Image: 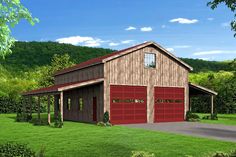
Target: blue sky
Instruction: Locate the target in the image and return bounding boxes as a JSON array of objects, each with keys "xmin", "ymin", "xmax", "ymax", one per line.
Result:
[{"xmin": 13, "ymin": 0, "xmax": 236, "ymax": 61}]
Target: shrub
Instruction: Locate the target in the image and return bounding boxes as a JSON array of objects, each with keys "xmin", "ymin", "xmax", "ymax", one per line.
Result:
[
  {"xmin": 0, "ymin": 142, "xmax": 36, "ymax": 157},
  {"xmin": 37, "ymin": 145, "xmax": 46, "ymax": 157},
  {"xmin": 31, "ymin": 118, "xmax": 49, "ymax": 126},
  {"xmin": 211, "ymin": 150, "xmax": 236, "ymax": 157},
  {"xmin": 202, "ymin": 113, "xmax": 218, "ymax": 120},
  {"xmin": 103, "ymin": 111, "xmax": 110, "ymax": 123},
  {"xmin": 97, "ymin": 121, "xmax": 112, "ymax": 127},
  {"xmin": 0, "ymin": 97, "xmax": 45, "ymax": 114},
  {"xmin": 212, "ymin": 151, "xmax": 229, "ymax": 157},
  {"xmin": 97, "ymin": 121, "xmax": 106, "ymax": 127},
  {"xmin": 131, "ymin": 151, "xmax": 155, "ymax": 157},
  {"xmin": 16, "ymin": 111, "xmax": 32, "ymax": 122},
  {"xmin": 186, "ymin": 111, "xmax": 200, "ymax": 121},
  {"xmin": 54, "ymin": 112, "xmax": 63, "ymax": 128}
]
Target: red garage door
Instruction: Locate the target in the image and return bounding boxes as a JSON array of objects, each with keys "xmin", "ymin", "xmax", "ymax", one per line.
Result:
[
  {"xmin": 154, "ymin": 87, "xmax": 184, "ymax": 122},
  {"xmin": 110, "ymin": 85, "xmax": 147, "ymax": 124}
]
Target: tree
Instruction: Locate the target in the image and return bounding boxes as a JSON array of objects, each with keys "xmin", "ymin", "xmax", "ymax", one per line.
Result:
[
  {"xmin": 207, "ymin": 0, "xmax": 236, "ymax": 37},
  {"xmin": 0, "ymin": 0, "xmax": 38, "ymax": 58},
  {"xmin": 38, "ymin": 54, "xmax": 74, "ymax": 87}
]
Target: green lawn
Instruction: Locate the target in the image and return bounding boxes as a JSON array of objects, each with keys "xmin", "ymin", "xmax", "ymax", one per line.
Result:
[
  {"xmin": 0, "ymin": 114, "xmax": 236, "ymax": 157},
  {"xmin": 197, "ymin": 113, "xmax": 236, "ymax": 126}
]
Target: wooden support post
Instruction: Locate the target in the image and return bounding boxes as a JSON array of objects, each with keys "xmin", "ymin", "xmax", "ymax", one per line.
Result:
[
  {"xmin": 211, "ymin": 95, "xmax": 214, "ymax": 115},
  {"xmin": 189, "ymin": 97, "xmax": 191, "ymax": 112},
  {"xmin": 22, "ymin": 96, "xmax": 26, "ymax": 115},
  {"xmin": 47, "ymin": 95, "xmax": 51, "ymax": 124},
  {"xmin": 29, "ymin": 96, "xmax": 32, "ymax": 117},
  {"xmin": 59, "ymin": 92, "xmax": 64, "ymax": 122},
  {"xmin": 38, "ymin": 96, "xmax": 41, "ymax": 120}
]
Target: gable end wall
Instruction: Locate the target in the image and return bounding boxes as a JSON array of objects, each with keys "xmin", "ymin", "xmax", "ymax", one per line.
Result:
[{"xmin": 104, "ymin": 45, "xmax": 189, "ymax": 123}]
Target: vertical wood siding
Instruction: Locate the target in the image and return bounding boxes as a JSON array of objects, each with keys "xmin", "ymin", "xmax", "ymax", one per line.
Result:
[
  {"xmin": 104, "ymin": 46, "xmax": 189, "ymax": 123},
  {"xmin": 54, "ymin": 64, "xmax": 104, "ymax": 85},
  {"xmin": 62, "ymin": 83, "xmax": 104, "ymax": 123}
]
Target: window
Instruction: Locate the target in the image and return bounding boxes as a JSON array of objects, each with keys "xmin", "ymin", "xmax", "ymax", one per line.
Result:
[
  {"xmin": 67, "ymin": 98, "xmax": 71, "ymax": 110},
  {"xmin": 144, "ymin": 53, "xmax": 156, "ymax": 68},
  {"xmin": 79, "ymin": 98, "xmax": 83, "ymax": 111}
]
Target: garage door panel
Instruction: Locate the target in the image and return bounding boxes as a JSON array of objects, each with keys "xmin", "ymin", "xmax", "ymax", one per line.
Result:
[
  {"xmin": 110, "ymin": 92, "xmax": 123, "ymax": 97},
  {"xmin": 124, "ymin": 109, "xmax": 135, "ymax": 114},
  {"xmin": 154, "ymin": 87, "xmax": 184, "ymax": 123},
  {"xmin": 110, "ymin": 85, "xmax": 147, "ymax": 124}
]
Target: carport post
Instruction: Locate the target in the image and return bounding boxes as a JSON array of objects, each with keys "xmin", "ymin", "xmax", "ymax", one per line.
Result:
[
  {"xmin": 47, "ymin": 95, "xmax": 51, "ymax": 124},
  {"xmin": 37, "ymin": 96, "xmax": 41, "ymax": 120},
  {"xmin": 59, "ymin": 92, "xmax": 64, "ymax": 122},
  {"xmin": 211, "ymin": 95, "xmax": 214, "ymax": 115},
  {"xmin": 29, "ymin": 96, "xmax": 32, "ymax": 117}
]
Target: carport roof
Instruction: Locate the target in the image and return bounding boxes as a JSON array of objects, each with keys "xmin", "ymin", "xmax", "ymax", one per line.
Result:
[
  {"xmin": 189, "ymin": 82, "xmax": 217, "ymax": 96},
  {"xmin": 23, "ymin": 78, "xmax": 104, "ymax": 96}
]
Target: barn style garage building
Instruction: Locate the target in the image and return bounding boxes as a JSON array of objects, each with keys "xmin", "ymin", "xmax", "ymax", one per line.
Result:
[{"xmin": 23, "ymin": 41, "xmax": 217, "ymax": 124}]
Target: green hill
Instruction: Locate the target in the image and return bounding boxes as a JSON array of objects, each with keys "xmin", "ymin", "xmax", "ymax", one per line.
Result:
[
  {"xmin": 181, "ymin": 58, "xmax": 232, "ymax": 73},
  {"xmin": 0, "ymin": 41, "xmax": 114, "ymax": 72},
  {"xmin": 0, "ymin": 41, "xmax": 233, "ymax": 73}
]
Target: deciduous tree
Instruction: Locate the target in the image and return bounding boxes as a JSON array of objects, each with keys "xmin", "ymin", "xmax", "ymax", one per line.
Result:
[
  {"xmin": 208, "ymin": 0, "xmax": 236, "ymax": 36},
  {"xmin": 0, "ymin": 0, "xmax": 38, "ymax": 58}
]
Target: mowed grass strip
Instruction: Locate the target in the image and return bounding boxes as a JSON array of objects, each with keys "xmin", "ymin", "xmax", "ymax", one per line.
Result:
[
  {"xmin": 197, "ymin": 113, "xmax": 236, "ymax": 126},
  {"xmin": 0, "ymin": 114, "xmax": 236, "ymax": 157}
]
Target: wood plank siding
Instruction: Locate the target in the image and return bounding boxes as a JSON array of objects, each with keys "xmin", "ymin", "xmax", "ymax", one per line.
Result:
[
  {"xmin": 54, "ymin": 64, "xmax": 104, "ymax": 85},
  {"xmin": 104, "ymin": 45, "xmax": 189, "ymax": 123},
  {"xmin": 55, "ymin": 83, "xmax": 104, "ymax": 123}
]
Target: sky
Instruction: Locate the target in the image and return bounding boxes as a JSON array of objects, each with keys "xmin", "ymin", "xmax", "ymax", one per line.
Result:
[{"xmin": 12, "ymin": 0, "xmax": 236, "ymax": 61}]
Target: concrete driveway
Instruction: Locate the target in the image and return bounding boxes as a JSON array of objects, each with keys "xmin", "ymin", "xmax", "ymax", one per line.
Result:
[{"xmin": 122, "ymin": 122, "xmax": 236, "ymax": 142}]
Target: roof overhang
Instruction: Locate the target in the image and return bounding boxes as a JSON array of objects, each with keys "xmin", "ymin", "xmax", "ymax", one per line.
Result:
[
  {"xmin": 189, "ymin": 82, "xmax": 217, "ymax": 96},
  {"xmin": 23, "ymin": 78, "xmax": 104, "ymax": 96}
]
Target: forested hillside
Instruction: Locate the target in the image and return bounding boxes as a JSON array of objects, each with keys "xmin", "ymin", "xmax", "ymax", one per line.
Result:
[
  {"xmin": 0, "ymin": 41, "xmax": 113, "ymax": 72},
  {"xmin": 0, "ymin": 41, "xmax": 235, "ymax": 114},
  {"xmin": 0, "ymin": 41, "xmax": 233, "ymax": 73}
]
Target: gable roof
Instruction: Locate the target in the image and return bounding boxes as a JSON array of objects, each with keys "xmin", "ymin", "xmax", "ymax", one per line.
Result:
[{"xmin": 54, "ymin": 41, "xmax": 193, "ymax": 76}]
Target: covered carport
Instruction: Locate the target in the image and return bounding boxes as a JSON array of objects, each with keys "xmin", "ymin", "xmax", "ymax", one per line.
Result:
[{"xmin": 189, "ymin": 82, "xmax": 218, "ymax": 115}]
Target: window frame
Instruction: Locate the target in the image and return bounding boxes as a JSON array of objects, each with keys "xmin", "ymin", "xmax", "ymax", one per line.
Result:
[
  {"xmin": 67, "ymin": 98, "xmax": 71, "ymax": 110},
  {"xmin": 144, "ymin": 53, "xmax": 156, "ymax": 68},
  {"xmin": 79, "ymin": 98, "xmax": 83, "ymax": 111}
]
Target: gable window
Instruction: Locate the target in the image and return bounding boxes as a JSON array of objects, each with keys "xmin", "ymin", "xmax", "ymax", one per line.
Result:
[{"xmin": 144, "ymin": 53, "xmax": 156, "ymax": 68}]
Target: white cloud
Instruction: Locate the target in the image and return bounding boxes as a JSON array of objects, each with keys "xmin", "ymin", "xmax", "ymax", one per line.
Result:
[
  {"xmin": 140, "ymin": 27, "xmax": 153, "ymax": 32},
  {"xmin": 125, "ymin": 26, "xmax": 136, "ymax": 31},
  {"xmin": 193, "ymin": 50, "xmax": 236, "ymax": 56},
  {"xmin": 207, "ymin": 18, "xmax": 214, "ymax": 21},
  {"xmin": 221, "ymin": 22, "xmax": 230, "ymax": 27},
  {"xmin": 108, "ymin": 40, "xmax": 134, "ymax": 47},
  {"xmin": 109, "ymin": 42, "xmax": 120, "ymax": 46},
  {"xmin": 166, "ymin": 48, "xmax": 174, "ymax": 52},
  {"xmin": 121, "ymin": 40, "xmax": 134, "ymax": 44},
  {"xmin": 169, "ymin": 18, "xmax": 198, "ymax": 24},
  {"xmin": 56, "ymin": 36, "xmax": 105, "ymax": 47}
]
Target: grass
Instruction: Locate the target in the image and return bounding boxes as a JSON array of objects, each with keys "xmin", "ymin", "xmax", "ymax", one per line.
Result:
[
  {"xmin": 197, "ymin": 113, "xmax": 236, "ymax": 126},
  {"xmin": 0, "ymin": 114, "xmax": 236, "ymax": 157}
]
